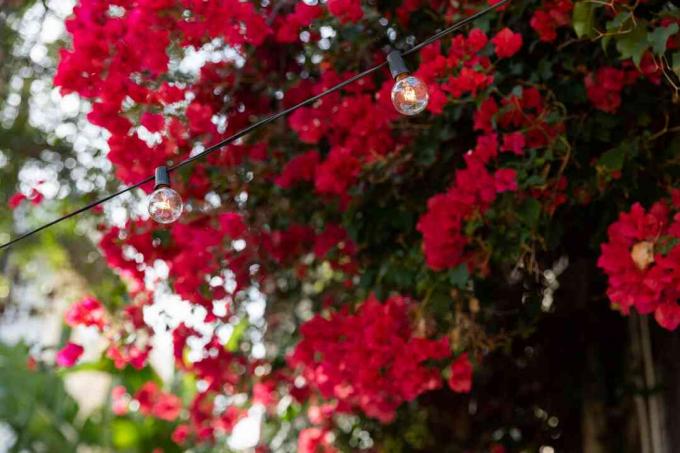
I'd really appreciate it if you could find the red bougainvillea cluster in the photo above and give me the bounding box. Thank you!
[57,293,154,369]
[418,85,565,272]
[598,192,680,330]
[289,294,459,423]
[530,0,573,42]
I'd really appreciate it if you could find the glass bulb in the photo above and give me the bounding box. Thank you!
[391,75,429,116]
[147,186,183,224]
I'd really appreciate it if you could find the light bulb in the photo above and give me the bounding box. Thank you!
[148,187,183,224]
[147,166,183,224]
[391,75,429,116]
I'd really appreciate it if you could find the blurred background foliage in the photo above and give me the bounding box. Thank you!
[0,1,166,451]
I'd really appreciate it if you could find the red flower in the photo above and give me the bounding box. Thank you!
[474,97,499,133]
[448,353,473,393]
[289,294,450,423]
[597,201,680,328]
[56,342,84,367]
[426,85,448,115]
[467,28,489,52]
[289,108,327,144]
[172,425,191,445]
[655,300,680,331]
[491,28,523,58]
[473,134,499,164]
[140,112,165,132]
[585,67,626,113]
[64,296,106,330]
[314,147,361,197]
[418,156,503,271]
[186,102,215,134]
[494,168,519,193]
[530,10,558,42]
[275,151,320,189]
[275,3,322,43]
[417,193,469,270]
[136,382,159,415]
[8,192,26,209]
[135,381,183,421]
[153,393,183,421]
[501,132,526,155]
[530,0,573,42]
[157,82,185,104]
[327,0,363,24]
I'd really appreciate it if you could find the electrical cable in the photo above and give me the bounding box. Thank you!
[0,0,509,252]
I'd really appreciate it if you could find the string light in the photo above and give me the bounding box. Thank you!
[147,166,183,224]
[387,51,429,115]
[0,0,510,250]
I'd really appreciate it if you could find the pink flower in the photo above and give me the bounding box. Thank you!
[298,428,337,453]
[172,425,191,445]
[136,382,160,415]
[8,193,26,209]
[56,342,84,367]
[64,296,106,330]
[153,393,183,421]
[135,381,182,421]
[491,28,523,58]
[448,353,473,393]
[111,385,129,416]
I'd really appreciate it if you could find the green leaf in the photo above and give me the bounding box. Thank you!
[648,24,679,55]
[598,143,628,171]
[603,13,631,52]
[573,2,595,38]
[448,264,469,289]
[518,198,542,226]
[111,418,140,449]
[616,21,648,66]
[225,317,249,352]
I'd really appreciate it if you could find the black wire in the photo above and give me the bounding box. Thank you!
[0,0,508,252]
[403,0,510,56]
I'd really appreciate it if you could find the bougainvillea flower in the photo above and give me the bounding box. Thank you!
[56,342,84,368]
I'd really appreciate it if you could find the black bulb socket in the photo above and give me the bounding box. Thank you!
[387,50,410,80]
[154,166,171,190]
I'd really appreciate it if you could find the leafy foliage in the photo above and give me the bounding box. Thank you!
[1,0,680,451]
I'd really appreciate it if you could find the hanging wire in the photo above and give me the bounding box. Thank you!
[0,0,510,252]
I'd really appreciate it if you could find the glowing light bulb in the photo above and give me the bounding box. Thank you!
[147,166,183,224]
[391,75,429,116]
